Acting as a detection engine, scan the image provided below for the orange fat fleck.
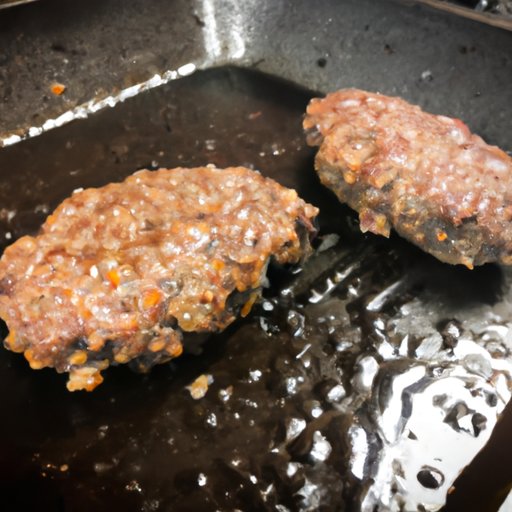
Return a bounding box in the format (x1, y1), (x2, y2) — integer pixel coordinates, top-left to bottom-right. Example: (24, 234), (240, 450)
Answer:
(106, 269), (120, 288)
(25, 348), (44, 369)
(241, 292), (258, 318)
(142, 288), (163, 309)
(86, 331), (105, 351)
(166, 342), (183, 358)
(69, 350), (88, 366)
(201, 290), (214, 304)
(211, 259), (225, 272)
(148, 338), (166, 352)
(51, 83), (66, 95)
(114, 352), (130, 364)
(343, 170), (356, 184)
(81, 308), (93, 320)
(5, 329), (15, 345)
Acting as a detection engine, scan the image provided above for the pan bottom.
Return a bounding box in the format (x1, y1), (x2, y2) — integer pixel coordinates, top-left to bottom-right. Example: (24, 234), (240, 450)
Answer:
(0, 67), (511, 511)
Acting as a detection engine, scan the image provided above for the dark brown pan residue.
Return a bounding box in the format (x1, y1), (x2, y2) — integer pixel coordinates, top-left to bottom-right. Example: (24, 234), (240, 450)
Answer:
(304, 88), (512, 268)
(0, 68), (511, 512)
(0, 166), (317, 391)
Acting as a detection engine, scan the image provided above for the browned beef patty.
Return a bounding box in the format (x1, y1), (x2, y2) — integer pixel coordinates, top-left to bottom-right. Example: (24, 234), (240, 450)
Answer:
(0, 166), (318, 391)
(304, 89), (512, 267)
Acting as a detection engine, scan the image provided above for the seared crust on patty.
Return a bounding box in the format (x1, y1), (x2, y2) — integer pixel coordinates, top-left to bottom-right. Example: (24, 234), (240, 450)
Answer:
(0, 166), (318, 390)
(304, 88), (512, 267)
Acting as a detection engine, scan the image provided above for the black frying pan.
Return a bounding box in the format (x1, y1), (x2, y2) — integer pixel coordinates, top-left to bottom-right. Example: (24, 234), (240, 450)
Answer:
(0, 1), (511, 511)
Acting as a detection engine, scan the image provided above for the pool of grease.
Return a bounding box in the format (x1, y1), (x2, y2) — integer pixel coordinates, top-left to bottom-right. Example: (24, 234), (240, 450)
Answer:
(0, 67), (512, 511)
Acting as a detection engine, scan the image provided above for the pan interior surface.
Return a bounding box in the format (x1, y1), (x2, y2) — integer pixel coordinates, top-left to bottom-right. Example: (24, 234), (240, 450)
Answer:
(0, 67), (512, 511)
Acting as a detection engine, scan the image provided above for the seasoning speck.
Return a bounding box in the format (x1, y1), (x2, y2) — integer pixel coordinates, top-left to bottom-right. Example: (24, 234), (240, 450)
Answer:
(437, 230), (448, 242)
(186, 374), (213, 399)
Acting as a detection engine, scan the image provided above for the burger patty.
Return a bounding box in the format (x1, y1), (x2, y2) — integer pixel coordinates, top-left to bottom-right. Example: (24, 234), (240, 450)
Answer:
(304, 88), (512, 267)
(0, 166), (318, 391)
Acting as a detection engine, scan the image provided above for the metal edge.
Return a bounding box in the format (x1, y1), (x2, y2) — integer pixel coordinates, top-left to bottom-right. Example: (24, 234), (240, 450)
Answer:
(411, 0), (512, 31)
(0, 0), (38, 10)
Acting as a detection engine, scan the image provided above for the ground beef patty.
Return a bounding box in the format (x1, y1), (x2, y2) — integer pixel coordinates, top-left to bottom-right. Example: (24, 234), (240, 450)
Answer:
(0, 166), (318, 391)
(304, 88), (512, 267)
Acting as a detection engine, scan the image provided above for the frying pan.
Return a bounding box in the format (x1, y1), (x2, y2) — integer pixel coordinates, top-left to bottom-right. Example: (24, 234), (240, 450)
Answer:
(0, 1), (511, 511)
